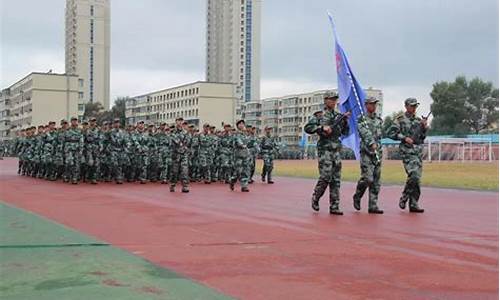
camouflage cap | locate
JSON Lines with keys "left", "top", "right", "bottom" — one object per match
{"left": 323, "top": 91, "right": 339, "bottom": 100}
{"left": 137, "top": 120, "right": 144, "bottom": 124}
{"left": 365, "top": 96, "right": 379, "bottom": 104}
{"left": 70, "top": 117, "right": 78, "bottom": 121}
{"left": 313, "top": 110, "right": 323, "bottom": 116}
{"left": 113, "top": 118, "right": 121, "bottom": 123}
{"left": 60, "top": 119, "right": 67, "bottom": 125}
{"left": 203, "top": 123, "right": 210, "bottom": 128}
{"left": 404, "top": 97, "right": 420, "bottom": 106}
{"left": 148, "top": 124, "right": 154, "bottom": 128}
{"left": 48, "top": 121, "right": 56, "bottom": 125}
{"left": 265, "top": 125, "right": 273, "bottom": 130}
{"left": 89, "top": 117, "right": 97, "bottom": 122}
{"left": 236, "top": 119, "right": 245, "bottom": 126}
{"left": 223, "top": 123, "right": 231, "bottom": 128}
{"left": 102, "top": 121, "right": 109, "bottom": 125}
{"left": 160, "top": 122, "right": 167, "bottom": 126}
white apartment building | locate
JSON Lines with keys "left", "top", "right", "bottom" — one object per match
{"left": 206, "top": 0, "right": 261, "bottom": 109}
{"left": 65, "top": 0, "right": 111, "bottom": 109}
{"left": 125, "top": 81, "right": 237, "bottom": 128}
{"left": 241, "top": 87, "right": 384, "bottom": 150}
{"left": 0, "top": 73, "right": 81, "bottom": 141}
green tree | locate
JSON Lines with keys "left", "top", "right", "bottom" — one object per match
{"left": 430, "top": 76, "right": 499, "bottom": 135}
{"left": 83, "top": 102, "right": 104, "bottom": 119}
{"left": 382, "top": 110, "right": 404, "bottom": 137}
{"left": 111, "top": 97, "right": 128, "bottom": 126}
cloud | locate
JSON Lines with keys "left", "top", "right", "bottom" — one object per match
{"left": 1, "top": 0, "right": 498, "bottom": 110}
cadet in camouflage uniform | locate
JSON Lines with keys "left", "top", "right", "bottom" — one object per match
{"left": 188, "top": 124, "right": 200, "bottom": 182}
{"left": 247, "top": 125, "right": 259, "bottom": 184}
{"left": 170, "top": 118, "right": 192, "bottom": 193}
{"left": 80, "top": 121, "right": 89, "bottom": 182}
{"left": 122, "top": 124, "right": 135, "bottom": 182}
{"left": 147, "top": 124, "right": 160, "bottom": 182}
{"left": 41, "top": 121, "right": 57, "bottom": 180}
{"left": 304, "top": 92, "right": 350, "bottom": 215}
{"left": 218, "top": 124, "right": 234, "bottom": 183}
{"left": 64, "top": 117, "right": 84, "bottom": 184}
{"left": 33, "top": 125, "right": 45, "bottom": 178}
{"left": 109, "top": 119, "right": 127, "bottom": 184}
{"left": 132, "top": 121, "right": 149, "bottom": 184}
{"left": 100, "top": 121, "right": 112, "bottom": 182}
{"left": 54, "top": 120, "right": 68, "bottom": 180}
{"left": 260, "top": 126, "right": 278, "bottom": 184}
{"left": 387, "top": 98, "right": 427, "bottom": 213}
{"left": 229, "top": 120, "right": 251, "bottom": 192}
{"left": 156, "top": 123, "right": 172, "bottom": 184}
{"left": 209, "top": 126, "right": 219, "bottom": 182}
{"left": 353, "top": 97, "right": 384, "bottom": 214}
{"left": 84, "top": 118, "right": 102, "bottom": 184}
{"left": 198, "top": 124, "right": 213, "bottom": 184}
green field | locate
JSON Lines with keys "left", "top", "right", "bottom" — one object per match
{"left": 256, "top": 160, "right": 499, "bottom": 191}
{"left": 0, "top": 203, "right": 231, "bottom": 300}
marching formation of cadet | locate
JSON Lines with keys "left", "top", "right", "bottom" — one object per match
{"left": 305, "top": 92, "right": 427, "bottom": 215}
{"left": 11, "top": 116, "right": 279, "bottom": 193}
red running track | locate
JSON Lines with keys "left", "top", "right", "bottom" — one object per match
{"left": 0, "top": 158, "right": 498, "bottom": 299}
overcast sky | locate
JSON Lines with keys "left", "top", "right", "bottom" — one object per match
{"left": 1, "top": 0, "right": 498, "bottom": 116}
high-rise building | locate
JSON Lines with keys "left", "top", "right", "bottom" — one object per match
{"left": 65, "top": 0, "right": 111, "bottom": 109}
{"left": 206, "top": 0, "right": 261, "bottom": 109}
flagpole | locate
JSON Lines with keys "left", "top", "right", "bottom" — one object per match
{"left": 327, "top": 12, "right": 364, "bottom": 117}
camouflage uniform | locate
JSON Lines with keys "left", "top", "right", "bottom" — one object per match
{"left": 189, "top": 131, "right": 200, "bottom": 181}
{"left": 54, "top": 126, "right": 67, "bottom": 180}
{"left": 218, "top": 129, "right": 233, "bottom": 183}
{"left": 260, "top": 131, "right": 278, "bottom": 183}
{"left": 108, "top": 126, "right": 127, "bottom": 183}
{"left": 230, "top": 127, "right": 251, "bottom": 191}
{"left": 304, "top": 102, "right": 349, "bottom": 212}
{"left": 209, "top": 132, "right": 220, "bottom": 182}
{"left": 198, "top": 130, "right": 213, "bottom": 183}
{"left": 84, "top": 126, "right": 102, "bottom": 183}
{"left": 33, "top": 130, "right": 45, "bottom": 177}
{"left": 353, "top": 109, "right": 383, "bottom": 212}
{"left": 131, "top": 129, "right": 149, "bottom": 183}
{"left": 156, "top": 128, "right": 172, "bottom": 183}
{"left": 387, "top": 98, "right": 427, "bottom": 212}
{"left": 170, "top": 127, "right": 192, "bottom": 191}
{"left": 63, "top": 126, "right": 84, "bottom": 183}
{"left": 147, "top": 128, "right": 160, "bottom": 182}
{"left": 247, "top": 130, "right": 259, "bottom": 183}
{"left": 41, "top": 128, "right": 57, "bottom": 180}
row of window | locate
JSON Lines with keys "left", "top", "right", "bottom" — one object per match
{"left": 148, "top": 88, "right": 199, "bottom": 102}
{"left": 157, "top": 109, "right": 198, "bottom": 121}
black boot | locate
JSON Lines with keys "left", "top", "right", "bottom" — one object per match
{"left": 353, "top": 195, "right": 361, "bottom": 211}
{"left": 368, "top": 207, "right": 384, "bottom": 214}
{"left": 311, "top": 197, "right": 320, "bottom": 212}
{"left": 409, "top": 205, "right": 424, "bottom": 213}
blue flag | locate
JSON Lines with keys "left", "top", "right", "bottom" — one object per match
{"left": 327, "top": 13, "right": 366, "bottom": 160}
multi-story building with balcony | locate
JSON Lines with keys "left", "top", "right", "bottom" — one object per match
{"left": 0, "top": 72, "right": 81, "bottom": 141}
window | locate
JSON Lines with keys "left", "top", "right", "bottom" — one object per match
{"left": 78, "top": 79, "right": 84, "bottom": 87}
{"left": 78, "top": 104, "right": 85, "bottom": 111}
{"left": 90, "top": 5, "right": 94, "bottom": 16}
{"left": 78, "top": 92, "right": 84, "bottom": 99}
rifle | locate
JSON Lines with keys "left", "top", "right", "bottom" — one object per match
{"left": 410, "top": 111, "right": 432, "bottom": 145}
{"left": 358, "top": 116, "right": 381, "bottom": 166}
